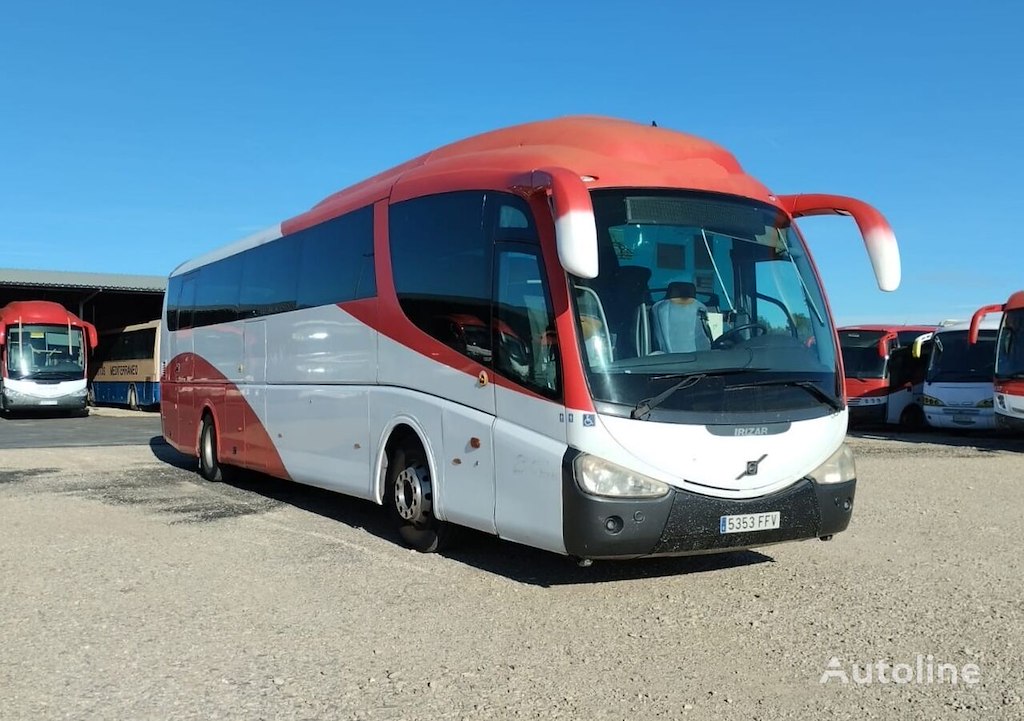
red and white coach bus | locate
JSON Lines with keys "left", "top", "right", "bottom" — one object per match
{"left": 970, "top": 291, "right": 1024, "bottom": 431}
{"left": 160, "top": 116, "right": 901, "bottom": 562}
{"left": 0, "top": 300, "right": 98, "bottom": 414}
{"left": 839, "top": 325, "right": 936, "bottom": 428}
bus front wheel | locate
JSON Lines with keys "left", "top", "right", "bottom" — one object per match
{"left": 199, "top": 414, "right": 225, "bottom": 482}
{"left": 386, "top": 437, "right": 454, "bottom": 553}
{"left": 900, "top": 404, "right": 926, "bottom": 431}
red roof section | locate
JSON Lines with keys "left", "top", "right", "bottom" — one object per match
{"left": 299, "top": 116, "right": 777, "bottom": 225}
{"left": 1004, "top": 291, "right": 1024, "bottom": 311}
{"left": 0, "top": 301, "right": 98, "bottom": 347}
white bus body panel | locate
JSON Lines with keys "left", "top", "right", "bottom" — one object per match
{"left": 923, "top": 382, "right": 996, "bottom": 430}
{"left": 996, "top": 391, "right": 1024, "bottom": 424}
{"left": 568, "top": 409, "right": 846, "bottom": 499}
{"left": 168, "top": 301, "right": 848, "bottom": 555}
{"left": 1, "top": 377, "right": 87, "bottom": 407}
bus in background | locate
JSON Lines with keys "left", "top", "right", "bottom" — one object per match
{"left": 0, "top": 300, "right": 98, "bottom": 414}
{"left": 161, "top": 116, "right": 901, "bottom": 562}
{"left": 839, "top": 325, "right": 936, "bottom": 428}
{"left": 90, "top": 320, "right": 161, "bottom": 410}
{"left": 969, "top": 291, "right": 1024, "bottom": 431}
{"left": 913, "top": 317, "right": 1000, "bottom": 430}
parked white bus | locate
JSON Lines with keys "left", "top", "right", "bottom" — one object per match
{"left": 914, "top": 318, "right": 1000, "bottom": 430}
{"left": 160, "top": 116, "right": 901, "bottom": 562}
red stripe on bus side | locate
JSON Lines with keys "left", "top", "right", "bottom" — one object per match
{"left": 162, "top": 353, "right": 290, "bottom": 481}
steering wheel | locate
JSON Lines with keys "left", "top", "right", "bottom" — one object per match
{"left": 712, "top": 322, "right": 768, "bottom": 349}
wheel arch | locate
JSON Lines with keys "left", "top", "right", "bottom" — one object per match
{"left": 196, "top": 400, "right": 223, "bottom": 457}
{"left": 373, "top": 416, "right": 440, "bottom": 509}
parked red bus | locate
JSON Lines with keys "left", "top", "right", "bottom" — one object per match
{"left": 839, "top": 325, "right": 936, "bottom": 428}
{"left": 0, "top": 301, "right": 98, "bottom": 414}
{"left": 161, "top": 116, "right": 901, "bottom": 562}
{"left": 970, "top": 291, "right": 1024, "bottom": 431}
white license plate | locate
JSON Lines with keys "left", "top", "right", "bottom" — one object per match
{"left": 720, "top": 511, "right": 780, "bottom": 534}
{"left": 39, "top": 400, "right": 58, "bottom": 406}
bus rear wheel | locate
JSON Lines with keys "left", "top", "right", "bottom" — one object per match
{"left": 386, "top": 437, "right": 454, "bottom": 553}
{"left": 199, "top": 414, "right": 225, "bottom": 482}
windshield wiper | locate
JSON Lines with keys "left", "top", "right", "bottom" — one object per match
{"left": 726, "top": 379, "right": 842, "bottom": 412}
{"left": 630, "top": 367, "right": 764, "bottom": 420}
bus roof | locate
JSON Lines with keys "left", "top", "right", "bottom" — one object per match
{"left": 172, "top": 116, "right": 778, "bottom": 277}
{"left": 934, "top": 317, "right": 1002, "bottom": 334}
{"left": 0, "top": 300, "right": 92, "bottom": 328}
{"left": 838, "top": 324, "right": 937, "bottom": 333}
{"left": 98, "top": 319, "right": 161, "bottom": 335}
{"left": 1004, "top": 290, "right": 1024, "bottom": 311}
{"left": 0, "top": 300, "right": 98, "bottom": 347}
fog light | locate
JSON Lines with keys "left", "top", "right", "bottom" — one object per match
{"left": 604, "top": 516, "right": 624, "bottom": 534}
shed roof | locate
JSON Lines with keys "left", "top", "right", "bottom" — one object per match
{"left": 0, "top": 267, "right": 166, "bottom": 292}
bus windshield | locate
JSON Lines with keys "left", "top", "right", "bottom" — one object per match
{"left": 928, "top": 330, "right": 996, "bottom": 382}
{"left": 839, "top": 330, "right": 887, "bottom": 379}
{"left": 995, "top": 308, "right": 1024, "bottom": 379}
{"left": 575, "top": 190, "right": 839, "bottom": 420}
{"left": 5, "top": 325, "right": 87, "bottom": 381}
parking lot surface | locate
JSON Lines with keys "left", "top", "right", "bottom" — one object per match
{"left": 1, "top": 415, "right": 1022, "bottom": 720}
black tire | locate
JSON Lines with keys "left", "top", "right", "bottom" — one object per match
{"left": 199, "top": 414, "right": 225, "bottom": 482}
{"left": 900, "top": 404, "right": 926, "bottom": 431}
{"left": 386, "top": 436, "right": 455, "bottom": 553}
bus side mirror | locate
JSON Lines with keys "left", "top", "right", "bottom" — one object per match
{"left": 877, "top": 339, "right": 888, "bottom": 359}
{"left": 917, "top": 333, "right": 933, "bottom": 358}
{"left": 779, "top": 194, "right": 901, "bottom": 292}
{"left": 526, "top": 167, "right": 599, "bottom": 279}
{"left": 0, "top": 321, "right": 5, "bottom": 345}
{"left": 85, "top": 322, "right": 99, "bottom": 350}
{"left": 968, "top": 303, "right": 1003, "bottom": 344}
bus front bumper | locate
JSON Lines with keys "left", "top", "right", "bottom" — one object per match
{"left": 2, "top": 386, "right": 88, "bottom": 412}
{"left": 995, "top": 411, "right": 1024, "bottom": 432}
{"left": 562, "top": 464, "right": 856, "bottom": 560}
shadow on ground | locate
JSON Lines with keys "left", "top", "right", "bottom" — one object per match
{"left": 147, "top": 437, "right": 774, "bottom": 587}
{"left": 848, "top": 426, "right": 1024, "bottom": 454}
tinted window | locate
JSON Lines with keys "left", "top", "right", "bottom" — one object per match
{"left": 194, "top": 257, "right": 241, "bottom": 327}
{"left": 240, "top": 238, "right": 299, "bottom": 318}
{"left": 178, "top": 274, "right": 197, "bottom": 330}
{"left": 297, "top": 206, "right": 375, "bottom": 308}
{"left": 166, "top": 275, "right": 182, "bottom": 331}
{"left": 98, "top": 328, "right": 157, "bottom": 362}
{"left": 389, "top": 191, "right": 491, "bottom": 354}
{"left": 494, "top": 246, "right": 560, "bottom": 398}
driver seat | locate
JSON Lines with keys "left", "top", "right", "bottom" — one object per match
{"left": 652, "top": 282, "right": 712, "bottom": 353}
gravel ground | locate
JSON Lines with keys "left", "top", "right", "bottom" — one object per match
{"left": 1, "top": 431, "right": 1022, "bottom": 720}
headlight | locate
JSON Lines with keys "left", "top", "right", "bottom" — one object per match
{"left": 573, "top": 454, "right": 670, "bottom": 498}
{"left": 976, "top": 397, "right": 994, "bottom": 408}
{"left": 920, "top": 395, "right": 945, "bottom": 406}
{"left": 809, "top": 444, "right": 856, "bottom": 485}
{"left": 2, "top": 387, "right": 28, "bottom": 402}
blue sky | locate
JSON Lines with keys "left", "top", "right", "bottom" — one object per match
{"left": 2, "top": 1, "right": 1021, "bottom": 326}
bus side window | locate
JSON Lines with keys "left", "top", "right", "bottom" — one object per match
{"left": 494, "top": 247, "right": 560, "bottom": 398}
